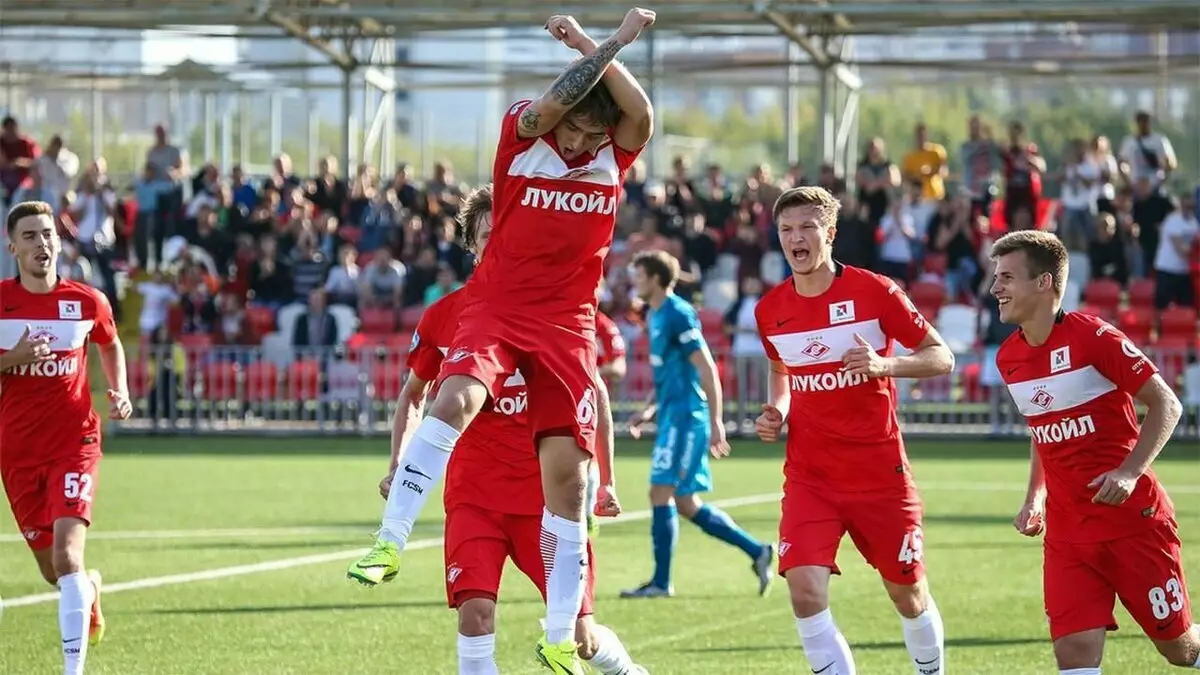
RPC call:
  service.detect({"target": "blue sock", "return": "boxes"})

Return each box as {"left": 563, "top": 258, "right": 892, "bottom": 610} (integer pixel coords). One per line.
{"left": 651, "top": 504, "right": 678, "bottom": 589}
{"left": 690, "top": 504, "right": 764, "bottom": 560}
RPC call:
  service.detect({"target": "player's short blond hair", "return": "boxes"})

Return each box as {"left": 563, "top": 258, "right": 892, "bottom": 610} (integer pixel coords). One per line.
{"left": 6, "top": 200, "right": 53, "bottom": 236}
{"left": 632, "top": 249, "right": 680, "bottom": 290}
{"left": 772, "top": 186, "right": 841, "bottom": 225}
{"left": 990, "top": 230, "right": 1069, "bottom": 297}
{"left": 457, "top": 183, "right": 493, "bottom": 250}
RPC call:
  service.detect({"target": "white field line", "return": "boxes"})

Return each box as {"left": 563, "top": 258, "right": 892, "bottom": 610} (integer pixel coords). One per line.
{"left": 2, "top": 492, "right": 784, "bottom": 609}
{"left": 5, "top": 481, "right": 1198, "bottom": 544}
{"left": 4, "top": 481, "right": 1198, "bottom": 545}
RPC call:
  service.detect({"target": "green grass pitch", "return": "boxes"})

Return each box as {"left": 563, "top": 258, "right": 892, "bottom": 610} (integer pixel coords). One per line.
{"left": 1, "top": 437, "right": 1197, "bottom": 674}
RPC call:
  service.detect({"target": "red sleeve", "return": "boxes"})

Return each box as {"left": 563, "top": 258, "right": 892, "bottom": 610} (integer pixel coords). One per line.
{"left": 1087, "top": 319, "right": 1158, "bottom": 396}
{"left": 500, "top": 100, "right": 539, "bottom": 151}
{"left": 599, "top": 314, "right": 626, "bottom": 361}
{"left": 753, "top": 297, "right": 783, "bottom": 362}
{"left": 877, "top": 279, "right": 932, "bottom": 350}
{"left": 89, "top": 291, "right": 117, "bottom": 346}
{"left": 405, "top": 307, "right": 444, "bottom": 383}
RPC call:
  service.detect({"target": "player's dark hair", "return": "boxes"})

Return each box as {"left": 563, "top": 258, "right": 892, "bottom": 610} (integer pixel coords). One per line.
{"left": 569, "top": 82, "right": 621, "bottom": 130}
{"left": 458, "top": 183, "right": 493, "bottom": 250}
{"left": 990, "top": 230, "right": 1069, "bottom": 297}
{"left": 772, "top": 186, "right": 841, "bottom": 223}
{"left": 5, "top": 200, "right": 54, "bottom": 236}
{"left": 633, "top": 250, "right": 680, "bottom": 290}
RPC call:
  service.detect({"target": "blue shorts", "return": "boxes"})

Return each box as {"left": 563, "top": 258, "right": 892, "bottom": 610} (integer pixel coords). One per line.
{"left": 650, "top": 410, "right": 712, "bottom": 497}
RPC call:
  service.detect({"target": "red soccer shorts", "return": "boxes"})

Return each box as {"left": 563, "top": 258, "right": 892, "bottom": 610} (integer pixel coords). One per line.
{"left": 440, "top": 309, "right": 599, "bottom": 455}
{"left": 1044, "top": 519, "right": 1193, "bottom": 642}
{"left": 2, "top": 452, "right": 101, "bottom": 551}
{"left": 443, "top": 503, "right": 595, "bottom": 615}
{"left": 777, "top": 479, "right": 926, "bottom": 585}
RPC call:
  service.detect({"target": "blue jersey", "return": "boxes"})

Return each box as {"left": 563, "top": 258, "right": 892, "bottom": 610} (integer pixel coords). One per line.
{"left": 647, "top": 293, "right": 707, "bottom": 415}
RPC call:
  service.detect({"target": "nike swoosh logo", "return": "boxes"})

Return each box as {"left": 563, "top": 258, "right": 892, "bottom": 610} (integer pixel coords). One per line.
{"left": 62, "top": 638, "right": 81, "bottom": 644}
{"left": 812, "top": 664, "right": 834, "bottom": 674}
{"left": 403, "top": 464, "right": 432, "bottom": 480}
{"left": 1005, "top": 367, "right": 1019, "bottom": 375}
{"left": 901, "top": 566, "right": 916, "bottom": 575}
{"left": 916, "top": 657, "right": 940, "bottom": 664}
{"left": 776, "top": 319, "right": 792, "bottom": 328}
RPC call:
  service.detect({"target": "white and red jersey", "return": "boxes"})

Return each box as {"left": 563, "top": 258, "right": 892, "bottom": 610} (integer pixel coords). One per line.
{"left": 755, "top": 264, "right": 932, "bottom": 492}
{"left": 595, "top": 311, "right": 626, "bottom": 367}
{"left": 407, "top": 287, "right": 541, "bottom": 516}
{"left": 0, "top": 278, "right": 117, "bottom": 468}
{"left": 466, "top": 100, "right": 642, "bottom": 326}
{"left": 997, "top": 310, "right": 1173, "bottom": 544}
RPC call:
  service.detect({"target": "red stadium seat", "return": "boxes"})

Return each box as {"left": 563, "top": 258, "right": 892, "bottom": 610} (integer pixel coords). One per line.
{"left": 129, "top": 358, "right": 152, "bottom": 398}
{"left": 908, "top": 281, "right": 947, "bottom": 314}
{"left": 202, "top": 361, "right": 238, "bottom": 401}
{"left": 923, "top": 252, "right": 948, "bottom": 277}
{"left": 166, "top": 304, "right": 185, "bottom": 337}
{"left": 1127, "top": 278, "right": 1156, "bottom": 309}
{"left": 359, "top": 307, "right": 396, "bottom": 334}
{"left": 1117, "top": 308, "right": 1154, "bottom": 347}
{"left": 697, "top": 308, "right": 724, "bottom": 334}
{"left": 244, "top": 361, "right": 279, "bottom": 402}
{"left": 372, "top": 362, "right": 406, "bottom": 401}
{"left": 399, "top": 306, "right": 425, "bottom": 331}
{"left": 176, "top": 333, "right": 213, "bottom": 369}
{"left": 287, "top": 360, "right": 322, "bottom": 401}
{"left": 1082, "top": 278, "right": 1121, "bottom": 312}
{"left": 243, "top": 305, "right": 276, "bottom": 344}
{"left": 960, "top": 361, "right": 983, "bottom": 403}
{"left": 1076, "top": 303, "right": 1116, "bottom": 323}
{"left": 624, "top": 361, "right": 653, "bottom": 401}
{"left": 1159, "top": 306, "right": 1198, "bottom": 341}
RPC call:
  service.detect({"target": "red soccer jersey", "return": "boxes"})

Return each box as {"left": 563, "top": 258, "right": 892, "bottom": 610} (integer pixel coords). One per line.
{"left": 755, "top": 264, "right": 932, "bottom": 491}
{"left": 467, "top": 100, "right": 642, "bottom": 325}
{"left": 0, "top": 279, "right": 117, "bottom": 468}
{"left": 595, "top": 311, "right": 626, "bottom": 367}
{"left": 997, "top": 310, "right": 1173, "bottom": 544}
{"left": 407, "top": 287, "right": 541, "bottom": 516}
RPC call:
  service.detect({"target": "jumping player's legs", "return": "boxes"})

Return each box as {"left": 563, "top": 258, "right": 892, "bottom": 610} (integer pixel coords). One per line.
{"left": 519, "top": 325, "right": 601, "bottom": 653}
{"left": 779, "top": 483, "right": 856, "bottom": 675}
{"left": 843, "top": 488, "right": 944, "bottom": 674}
{"left": 349, "top": 326, "right": 517, "bottom": 587}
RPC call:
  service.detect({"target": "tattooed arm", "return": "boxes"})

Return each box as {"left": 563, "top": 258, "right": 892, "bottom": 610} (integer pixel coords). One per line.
{"left": 573, "top": 39, "right": 653, "bottom": 151}
{"left": 518, "top": 9, "right": 656, "bottom": 140}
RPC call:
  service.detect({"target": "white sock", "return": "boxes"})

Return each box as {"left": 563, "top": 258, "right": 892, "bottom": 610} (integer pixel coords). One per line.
{"left": 900, "top": 595, "right": 945, "bottom": 674}
{"left": 1059, "top": 669, "right": 1101, "bottom": 674}
{"left": 585, "top": 623, "right": 638, "bottom": 674}
{"left": 57, "top": 572, "right": 94, "bottom": 675}
{"left": 796, "top": 609, "right": 856, "bottom": 675}
{"left": 541, "top": 508, "right": 589, "bottom": 644}
{"left": 457, "top": 633, "right": 498, "bottom": 675}
{"left": 380, "top": 417, "right": 458, "bottom": 548}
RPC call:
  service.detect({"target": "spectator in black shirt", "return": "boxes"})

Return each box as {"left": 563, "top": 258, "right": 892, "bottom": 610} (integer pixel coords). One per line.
{"left": 832, "top": 193, "right": 876, "bottom": 270}
{"left": 665, "top": 156, "right": 698, "bottom": 217}
{"left": 391, "top": 163, "right": 422, "bottom": 213}
{"left": 855, "top": 138, "right": 900, "bottom": 226}
{"left": 248, "top": 235, "right": 293, "bottom": 311}
{"left": 927, "top": 196, "right": 980, "bottom": 302}
{"left": 1087, "top": 212, "right": 1129, "bottom": 286}
{"left": 189, "top": 206, "right": 233, "bottom": 274}
{"left": 309, "top": 155, "right": 348, "bottom": 218}
{"left": 433, "top": 215, "right": 470, "bottom": 279}
{"left": 681, "top": 212, "right": 719, "bottom": 276}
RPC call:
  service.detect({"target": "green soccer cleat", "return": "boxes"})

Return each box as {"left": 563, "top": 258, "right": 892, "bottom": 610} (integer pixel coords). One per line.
{"left": 346, "top": 539, "right": 401, "bottom": 587}
{"left": 535, "top": 635, "right": 586, "bottom": 674}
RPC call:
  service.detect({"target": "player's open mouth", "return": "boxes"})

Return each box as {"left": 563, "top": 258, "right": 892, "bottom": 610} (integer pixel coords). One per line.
{"left": 996, "top": 297, "right": 1011, "bottom": 306}
{"left": 791, "top": 248, "right": 810, "bottom": 263}
{"left": 33, "top": 252, "right": 50, "bottom": 264}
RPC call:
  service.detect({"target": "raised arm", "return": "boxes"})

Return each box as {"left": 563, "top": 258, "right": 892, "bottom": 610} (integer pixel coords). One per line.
{"left": 519, "top": 9, "right": 656, "bottom": 140}
{"left": 556, "top": 16, "right": 655, "bottom": 150}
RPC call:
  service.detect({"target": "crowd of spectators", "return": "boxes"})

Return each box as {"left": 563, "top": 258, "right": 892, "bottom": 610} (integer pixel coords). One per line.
{"left": 0, "top": 109, "right": 1196, "bottom": 380}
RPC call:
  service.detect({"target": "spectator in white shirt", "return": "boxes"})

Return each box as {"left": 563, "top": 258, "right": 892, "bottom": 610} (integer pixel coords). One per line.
{"left": 1059, "top": 138, "right": 1101, "bottom": 251}
{"left": 1090, "top": 135, "right": 1119, "bottom": 214}
{"left": 1153, "top": 192, "right": 1198, "bottom": 309}
{"left": 877, "top": 190, "right": 918, "bottom": 283}
{"left": 34, "top": 135, "right": 79, "bottom": 211}
{"left": 137, "top": 270, "right": 180, "bottom": 336}
{"left": 359, "top": 246, "right": 406, "bottom": 310}
{"left": 69, "top": 163, "right": 121, "bottom": 315}
{"left": 1119, "top": 111, "right": 1177, "bottom": 196}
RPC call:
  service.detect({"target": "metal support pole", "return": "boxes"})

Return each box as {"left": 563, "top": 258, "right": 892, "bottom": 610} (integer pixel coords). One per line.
{"left": 383, "top": 89, "right": 396, "bottom": 175}
{"left": 220, "top": 96, "right": 233, "bottom": 171}
{"left": 817, "top": 62, "right": 834, "bottom": 164}
{"left": 1154, "top": 29, "right": 1169, "bottom": 120}
{"left": 90, "top": 82, "right": 102, "bottom": 162}
{"left": 645, "top": 30, "right": 666, "bottom": 177}
{"left": 341, "top": 66, "right": 354, "bottom": 180}
{"left": 238, "top": 93, "right": 250, "bottom": 168}
{"left": 203, "top": 93, "right": 216, "bottom": 163}
{"left": 308, "top": 104, "right": 320, "bottom": 176}
{"left": 784, "top": 40, "right": 801, "bottom": 167}
{"left": 269, "top": 92, "right": 282, "bottom": 158}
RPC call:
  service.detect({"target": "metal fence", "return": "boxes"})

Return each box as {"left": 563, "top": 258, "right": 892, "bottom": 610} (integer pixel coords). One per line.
{"left": 112, "top": 342, "right": 1200, "bottom": 441}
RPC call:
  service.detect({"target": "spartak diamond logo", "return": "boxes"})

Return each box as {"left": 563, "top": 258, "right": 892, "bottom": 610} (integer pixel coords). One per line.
{"left": 1031, "top": 389, "right": 1054, "bottom": 410}
{"left": 801, "top": 341, "right": 830, "bottom": 360}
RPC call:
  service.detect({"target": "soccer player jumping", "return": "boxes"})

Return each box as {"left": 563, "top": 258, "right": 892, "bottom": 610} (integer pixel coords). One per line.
{"left": 347, "top": 9, "right": 655, "bottom": 671}
{"left": 754, "top": 187, "right": 954, "bottom": 675}
{"left": 1, "top": 201, "right": 133, "bottom": 675}
{"left": 622, "top": 250, "right": 774, "bottom": 599}
{"left": 991, "top": 230, "right": 1200, "bottom": 674}
{"left": 377, "top": 185, "right": 646, "bottom": 675}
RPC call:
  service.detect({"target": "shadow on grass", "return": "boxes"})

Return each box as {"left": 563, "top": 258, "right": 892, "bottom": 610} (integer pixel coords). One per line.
{"left": 681, "top": 632, "right": 1145, "bottom": 654}
{"left": 143, "top": 599, "right": 519, "bottom": 615}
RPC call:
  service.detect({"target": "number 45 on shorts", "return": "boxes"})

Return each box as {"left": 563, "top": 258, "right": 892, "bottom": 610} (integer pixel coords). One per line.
{"left": 898, "top": 527, "right": 925, "bottom": 565}
{"left": 64, "top": 472, "right": 94, "bottom": 503}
